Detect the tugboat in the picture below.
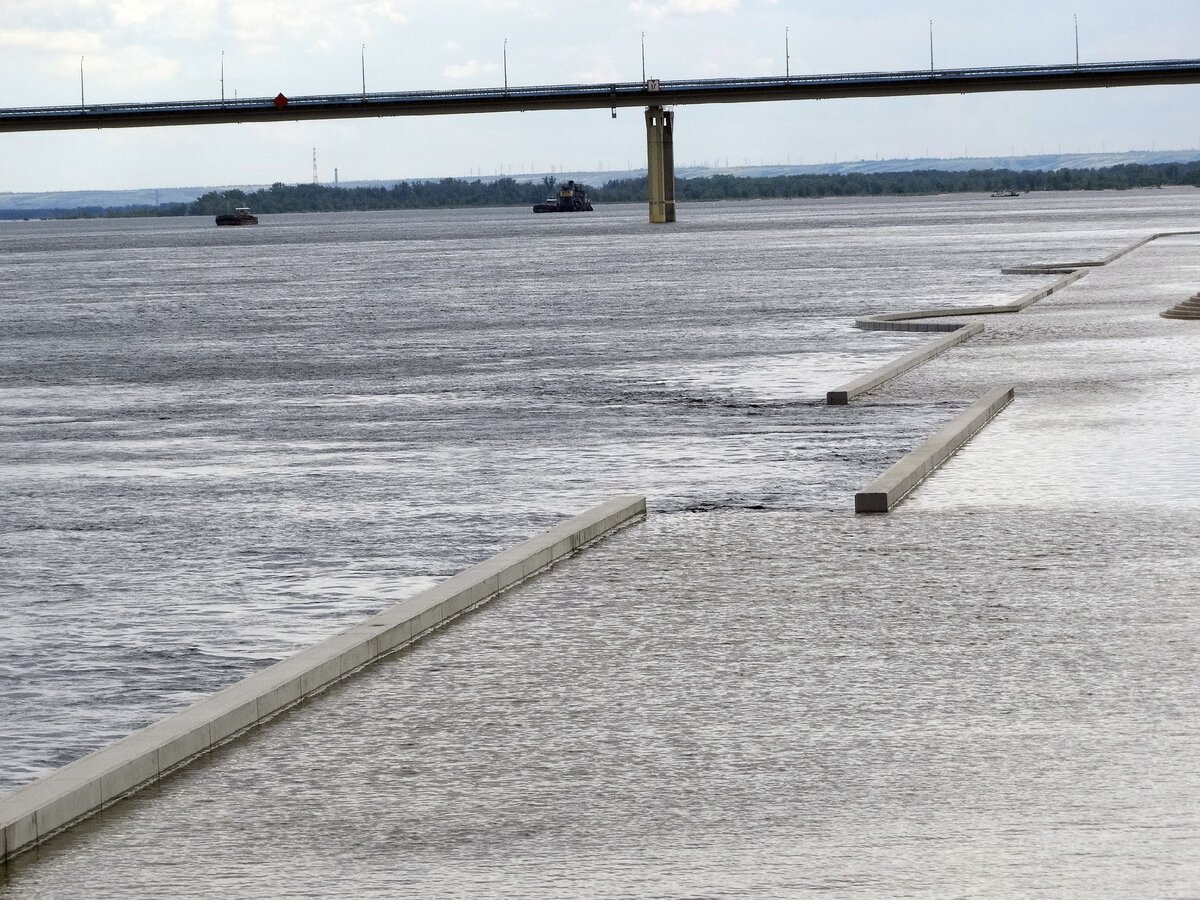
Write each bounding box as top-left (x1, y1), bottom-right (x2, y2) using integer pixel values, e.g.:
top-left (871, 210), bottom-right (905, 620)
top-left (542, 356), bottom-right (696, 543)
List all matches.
top-left (533, 181), bottom-right (593, 213)
top-left (215, 207), bottom-right (259, 226)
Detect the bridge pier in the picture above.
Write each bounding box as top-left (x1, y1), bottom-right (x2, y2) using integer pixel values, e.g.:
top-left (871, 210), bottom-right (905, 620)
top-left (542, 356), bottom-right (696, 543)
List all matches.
top-left (645, 106), bottom-right (676, 224)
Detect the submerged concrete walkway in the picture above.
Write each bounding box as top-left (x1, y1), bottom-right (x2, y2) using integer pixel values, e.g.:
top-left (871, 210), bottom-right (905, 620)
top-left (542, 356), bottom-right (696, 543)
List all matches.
top-left (2, 237), bottom-right (1198, 898)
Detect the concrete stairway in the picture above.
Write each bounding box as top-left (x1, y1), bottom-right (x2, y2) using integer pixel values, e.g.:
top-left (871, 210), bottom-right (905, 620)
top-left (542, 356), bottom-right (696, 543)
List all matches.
top-left (1161, 292), bottom-right (1200, 320)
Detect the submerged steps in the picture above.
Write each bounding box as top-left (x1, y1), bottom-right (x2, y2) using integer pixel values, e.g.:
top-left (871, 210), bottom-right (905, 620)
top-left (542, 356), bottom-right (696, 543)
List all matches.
top-left (1160, 292), bottom-right (1200, 319)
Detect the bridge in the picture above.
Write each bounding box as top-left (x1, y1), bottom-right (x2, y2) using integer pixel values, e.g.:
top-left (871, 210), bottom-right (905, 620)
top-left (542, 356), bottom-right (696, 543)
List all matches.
top-left (3, 58), bottom-right (1199, 223)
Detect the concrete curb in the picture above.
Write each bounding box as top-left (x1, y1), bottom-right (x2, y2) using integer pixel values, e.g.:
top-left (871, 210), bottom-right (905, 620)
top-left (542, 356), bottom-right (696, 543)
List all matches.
top-left (826, 231), bottom-right (1200, 406)
top-left (1008, 269), bottom-right (1089, 309)
top-left (0, 495), bottom-right (647, 865)
top-left (855, 386), bottom-right (1014, 513)
top-left (827, 322), bottom-right (983, 405)
top-left (827, 269), bottom-right (1082, 408)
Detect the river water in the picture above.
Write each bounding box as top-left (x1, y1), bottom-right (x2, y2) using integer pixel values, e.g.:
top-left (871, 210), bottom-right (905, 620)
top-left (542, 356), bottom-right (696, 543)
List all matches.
top-left (2, 193), bottom-right (1199, 896)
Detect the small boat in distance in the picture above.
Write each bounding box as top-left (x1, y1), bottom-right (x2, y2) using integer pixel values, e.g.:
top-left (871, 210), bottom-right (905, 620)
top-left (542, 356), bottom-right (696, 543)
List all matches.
top-left (533, 181), bottom-right (594, 213)
top-left (215, 207), bottom-right (259, 226)
top-left (990, 190), bottom-right (1022, 198)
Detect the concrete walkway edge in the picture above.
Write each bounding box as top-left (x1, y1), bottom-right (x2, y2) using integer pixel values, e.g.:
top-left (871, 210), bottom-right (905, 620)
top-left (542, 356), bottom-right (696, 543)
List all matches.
top-left (827, 231), bottom-right (1200, 406)
top-left (0, 495), bottom-right (647, 865)
top-left (827, 323), bottom-right (984, 405)
top-left (855, 386), bottom-right (1014, 513)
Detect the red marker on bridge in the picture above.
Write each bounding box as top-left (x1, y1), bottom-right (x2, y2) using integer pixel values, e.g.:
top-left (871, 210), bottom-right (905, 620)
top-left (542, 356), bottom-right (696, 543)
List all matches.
top-left (274, 93), bottom-right (288, 109)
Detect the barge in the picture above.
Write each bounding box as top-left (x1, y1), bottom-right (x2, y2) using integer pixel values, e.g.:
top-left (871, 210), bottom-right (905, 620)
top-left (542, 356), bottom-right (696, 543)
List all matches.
top-left (533, 181), bottom-right (593, 213)
top-left (216, 207), bottom-right (258, 226)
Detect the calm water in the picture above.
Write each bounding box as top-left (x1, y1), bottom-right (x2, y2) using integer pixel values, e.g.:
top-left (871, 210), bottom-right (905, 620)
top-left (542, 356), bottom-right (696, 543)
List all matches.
top-left (2, 193), bottom-right (1199, 896)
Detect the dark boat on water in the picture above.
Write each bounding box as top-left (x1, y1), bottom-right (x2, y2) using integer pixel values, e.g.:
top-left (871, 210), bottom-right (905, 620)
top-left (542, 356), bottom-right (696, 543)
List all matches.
top-left (215, 207), bottom-right (259, 226)
top-left (533, 181), bottom-right (593, 213)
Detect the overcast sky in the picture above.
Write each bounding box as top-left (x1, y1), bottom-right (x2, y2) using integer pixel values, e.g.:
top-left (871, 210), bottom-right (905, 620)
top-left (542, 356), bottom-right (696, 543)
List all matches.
top-left (1, 0), bottom-right (1199, 192)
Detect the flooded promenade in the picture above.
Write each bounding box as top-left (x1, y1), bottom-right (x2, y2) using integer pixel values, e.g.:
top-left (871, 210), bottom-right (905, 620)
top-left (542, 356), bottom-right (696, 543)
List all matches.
top-left (2, 195), bottom-right (1199, 896)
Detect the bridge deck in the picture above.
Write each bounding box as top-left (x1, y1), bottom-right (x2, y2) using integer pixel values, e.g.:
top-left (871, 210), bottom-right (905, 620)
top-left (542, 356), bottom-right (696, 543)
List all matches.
top-left (2, 59), bottom-right (1199, 132)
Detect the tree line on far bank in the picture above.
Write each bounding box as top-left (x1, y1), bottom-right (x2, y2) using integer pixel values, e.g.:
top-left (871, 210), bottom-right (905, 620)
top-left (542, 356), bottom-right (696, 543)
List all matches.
top-left (599, 162), bottom-right (1200, 201)
top-left (9, 161), bottom-right (1200, 220)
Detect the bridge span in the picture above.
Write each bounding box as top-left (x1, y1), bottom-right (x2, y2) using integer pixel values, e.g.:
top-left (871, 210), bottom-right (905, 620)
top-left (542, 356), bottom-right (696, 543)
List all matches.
top-left (3, 58), bottom-right (1199, 222)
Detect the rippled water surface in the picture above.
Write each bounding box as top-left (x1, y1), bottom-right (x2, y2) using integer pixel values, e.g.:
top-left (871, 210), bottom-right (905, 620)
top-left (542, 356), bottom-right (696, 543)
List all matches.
top-left (2, 193), bottom-right (1200, 896)
top-left (8, 504), bottom-right (1195, 899)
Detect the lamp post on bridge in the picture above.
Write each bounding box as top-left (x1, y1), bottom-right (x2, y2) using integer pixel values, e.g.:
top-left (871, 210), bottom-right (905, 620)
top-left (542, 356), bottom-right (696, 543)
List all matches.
top-left (80, 57), bottom-right (85, 109)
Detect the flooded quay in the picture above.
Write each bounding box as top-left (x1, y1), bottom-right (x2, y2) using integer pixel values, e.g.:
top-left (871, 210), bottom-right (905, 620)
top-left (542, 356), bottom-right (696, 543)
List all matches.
top-left (2, 193), bottom-right (1199, 896)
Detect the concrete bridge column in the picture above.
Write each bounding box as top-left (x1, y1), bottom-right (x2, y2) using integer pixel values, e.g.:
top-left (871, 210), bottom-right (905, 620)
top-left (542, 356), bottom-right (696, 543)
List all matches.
top-left (645, 106), bottom-right (676, 223)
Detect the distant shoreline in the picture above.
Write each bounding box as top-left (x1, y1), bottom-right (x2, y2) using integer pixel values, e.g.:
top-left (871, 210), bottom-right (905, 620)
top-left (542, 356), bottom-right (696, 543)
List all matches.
top-left (0, 161), bottom-right (1189, 221)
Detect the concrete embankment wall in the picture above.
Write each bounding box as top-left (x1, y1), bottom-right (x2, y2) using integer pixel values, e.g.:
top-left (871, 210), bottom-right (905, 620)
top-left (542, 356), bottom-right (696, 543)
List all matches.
top-left (841, 231), bottom-right (1200, 509)
top-left (825, 232), bottom-right (1200, 409)
top-left (855, 386), bottom-right (1014, 513)
top-left (827, 323), bottom-right (983, 405)
top-left (0, 495), bottom-right (646, 864)
top-left (827, 268), bottom-right (1088, 407)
